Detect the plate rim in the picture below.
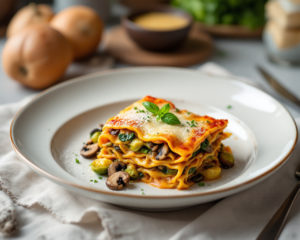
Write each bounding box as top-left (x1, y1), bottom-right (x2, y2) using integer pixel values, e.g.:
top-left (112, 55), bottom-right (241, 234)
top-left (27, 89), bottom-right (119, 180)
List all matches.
top-left (10, 67), bottom-right (299, 199)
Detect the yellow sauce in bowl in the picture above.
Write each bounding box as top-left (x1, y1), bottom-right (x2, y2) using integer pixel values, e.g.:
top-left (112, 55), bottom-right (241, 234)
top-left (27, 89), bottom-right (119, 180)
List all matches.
top-left (134, 12), bottom-right (188, 31)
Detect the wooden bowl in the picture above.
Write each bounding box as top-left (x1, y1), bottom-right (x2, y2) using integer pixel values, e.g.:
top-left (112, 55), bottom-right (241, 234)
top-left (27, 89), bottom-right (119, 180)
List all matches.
top-left (122, 7), bottom-right (193, 51)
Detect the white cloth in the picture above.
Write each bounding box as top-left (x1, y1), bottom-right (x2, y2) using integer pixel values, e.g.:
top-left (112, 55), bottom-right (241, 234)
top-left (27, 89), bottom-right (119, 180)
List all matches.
top-left (0, 63), bottom-right (300, 240)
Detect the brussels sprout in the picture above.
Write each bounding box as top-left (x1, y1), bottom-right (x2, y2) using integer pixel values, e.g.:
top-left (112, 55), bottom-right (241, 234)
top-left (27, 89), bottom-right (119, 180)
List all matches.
top-left (125, 164), bottom-right (139, 179)
top-left (91, 131), bottom-right (101, 143)
top-left (219, 151), bottom-right (234, 169)
top-left (91, 158), bottom-right (113, 175)
top-left (130, 139), bottom-right (144, 152)
top-left (201, 166), bottom-right (221, 180)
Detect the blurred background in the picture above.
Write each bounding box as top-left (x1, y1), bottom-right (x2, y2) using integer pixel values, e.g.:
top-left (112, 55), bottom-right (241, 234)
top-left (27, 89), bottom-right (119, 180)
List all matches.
top-left (0, 0), bottom-right (299, 105)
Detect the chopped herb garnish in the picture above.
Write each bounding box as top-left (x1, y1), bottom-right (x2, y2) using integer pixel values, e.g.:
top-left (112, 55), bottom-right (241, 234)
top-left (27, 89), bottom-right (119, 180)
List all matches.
top-left (227, 105), bottom-right (232, 109)
top-left (142, 101), bottom-right (181, 125)
top-left (134, 107), bottom-right (138, 110)
top-left (187, 120), bottom-right (198, 127)
top-left (75, 158), bottom-right (80, 164)
top-left (187, 112), bottom-right (191, 115)
top-left (206, 120), bottom-right (211, 124)
top-left (198, 182), bottom-right (205, 187)
top-left (119, 132), bottom-right (135, 142)
top-left (175, 108), bottom-right (180, 113)
top-left (136, 109), bottom-right (146, 113)
top-left (141, 192), bottom-right (145, 195)
top-left (141, 188), bottom-right (144, 191)
top-left (90, 179), bottom-right (93, 182)
top-left (98, 176), bottom-right (103, 180)
top-left (94, 180), bottom-right (98, 183)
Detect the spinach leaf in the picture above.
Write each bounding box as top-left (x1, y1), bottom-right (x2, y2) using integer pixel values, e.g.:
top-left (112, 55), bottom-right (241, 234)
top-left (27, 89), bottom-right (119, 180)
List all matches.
top-left (118, 132), bottom-right (135, 142)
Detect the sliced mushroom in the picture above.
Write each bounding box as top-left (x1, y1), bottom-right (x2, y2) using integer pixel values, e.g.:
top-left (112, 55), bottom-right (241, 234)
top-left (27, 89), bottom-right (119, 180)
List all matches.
top-left (106, 171), bottom-right (130, 190)
top-left (145, 142), bottom-right (159, 158)
top-left (108, 161), bottom-right (127, 176)
top-left (151, 144), bottom-right (159, 152)
top-left (80, 142), bottom-right (99, 158)
top-left (109, 129), bottom-right (120, 136)
top-left (155, 143), bottom-right (169, 160)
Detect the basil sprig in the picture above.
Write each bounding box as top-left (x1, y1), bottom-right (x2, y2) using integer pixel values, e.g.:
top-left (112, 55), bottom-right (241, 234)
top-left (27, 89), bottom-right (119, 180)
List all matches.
top-left (142, 101), bottom-right (181, 125)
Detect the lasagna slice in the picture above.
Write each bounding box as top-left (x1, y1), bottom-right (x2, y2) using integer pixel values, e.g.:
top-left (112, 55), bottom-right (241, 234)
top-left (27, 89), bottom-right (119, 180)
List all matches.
top-left (95, 96), bottom-right (234, 190)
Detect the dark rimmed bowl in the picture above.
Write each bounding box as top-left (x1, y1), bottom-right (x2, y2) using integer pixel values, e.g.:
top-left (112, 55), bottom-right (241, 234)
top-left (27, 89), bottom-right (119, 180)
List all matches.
top-left (122, 7), bottom-right (193, 52)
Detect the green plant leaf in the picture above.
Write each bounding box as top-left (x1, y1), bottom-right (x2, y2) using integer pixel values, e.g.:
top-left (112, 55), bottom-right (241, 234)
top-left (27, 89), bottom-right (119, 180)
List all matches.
top-left (200, 139), bottom-right (209, 151)
top-left (119, 132), bottom-right (135, 142)
top-left (142, 101), bottom-right (159, 115)
top-left (158, 103), bottom-right (170, 119)
top-left (139, 146), bottom-right (150, 154)
top-left (161, 113), bottom-right (181, 125)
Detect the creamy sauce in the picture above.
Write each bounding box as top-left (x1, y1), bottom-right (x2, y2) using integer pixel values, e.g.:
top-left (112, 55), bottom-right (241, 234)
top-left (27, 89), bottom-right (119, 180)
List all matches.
top-left (134, 12), bottom-right (188, 31)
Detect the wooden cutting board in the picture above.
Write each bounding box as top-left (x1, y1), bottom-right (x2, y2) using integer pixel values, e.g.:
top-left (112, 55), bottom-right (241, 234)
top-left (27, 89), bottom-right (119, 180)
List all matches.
top-left (104, 26), bottom-right (213, 67)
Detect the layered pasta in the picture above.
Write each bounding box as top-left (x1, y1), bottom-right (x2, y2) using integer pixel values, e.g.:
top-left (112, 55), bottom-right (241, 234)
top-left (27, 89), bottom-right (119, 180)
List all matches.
top-left (94, 96), bottom-right (234, 190)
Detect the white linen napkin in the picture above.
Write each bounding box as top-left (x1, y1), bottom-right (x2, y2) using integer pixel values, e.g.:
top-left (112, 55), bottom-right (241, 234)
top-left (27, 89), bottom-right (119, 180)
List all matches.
top-left (0, 63), bottom-right (299, 240)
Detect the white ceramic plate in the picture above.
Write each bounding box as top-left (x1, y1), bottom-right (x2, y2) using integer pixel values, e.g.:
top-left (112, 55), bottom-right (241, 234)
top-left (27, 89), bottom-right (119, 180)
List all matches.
top-left (10, 67), bottom-right (297, 210)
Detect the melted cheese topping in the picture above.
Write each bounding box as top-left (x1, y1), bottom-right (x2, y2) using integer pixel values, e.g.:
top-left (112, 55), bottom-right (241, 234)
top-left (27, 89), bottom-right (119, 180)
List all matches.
top-left (101, 96), bottom-right (228, 157)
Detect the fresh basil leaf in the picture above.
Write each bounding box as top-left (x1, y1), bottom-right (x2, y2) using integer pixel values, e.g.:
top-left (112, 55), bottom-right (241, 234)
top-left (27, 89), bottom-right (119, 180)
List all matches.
top-left (142, 101), bottom-right (159, 115)
top-left (118, 132), bottom-right (135, 142)
top-left (161, 113), bottom-right (181, 125)
top-left (158, 103), bottom-right (170, 118)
